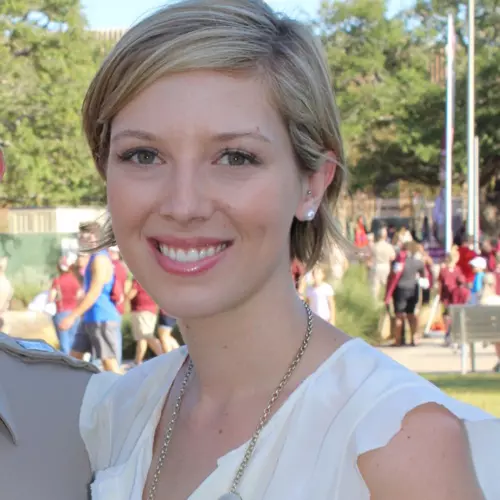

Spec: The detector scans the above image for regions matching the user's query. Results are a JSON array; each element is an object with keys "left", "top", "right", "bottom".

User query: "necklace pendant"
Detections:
[{"left": 218, "top": 493, "right": 242, "bottom": 500}]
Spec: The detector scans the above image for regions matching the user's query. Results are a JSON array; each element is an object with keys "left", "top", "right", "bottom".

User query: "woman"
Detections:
[
  {"left": 79, "top": 1, "right": 499, "bottom": 499},
  {"left": 354, "top": 215, "right": 368, "bottom": 248},
  {"left": 390, "top": 242, "right": 424, "bottom": 346},
  {"left": 127, "top": 277, "right": 162, "bottom": 366},
  {"left": 438, "top": 248, "right": 463, "bottom": 344},
  {"left": 415, "top": 243, "right": 434, "bottom": 306},
  {"left": 49, "top": 255, "right": 82, "bottom": 354},
  {"left": 157, "top": 309, "right": 180, "bottom": 353}
]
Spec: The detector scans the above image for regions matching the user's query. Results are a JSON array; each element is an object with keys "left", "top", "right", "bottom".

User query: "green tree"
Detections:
[
  {"left": 319, "top": 0, "right": 500, "bottom": 233},
  {"left": 0, "top": 0, "right": 105, "bottom": 207},
  {"left": 319, "top": 0, "right": 439, "bottom": 192},
  {"left": 399, "top": 0, "right": 500, "bottom": 233}
]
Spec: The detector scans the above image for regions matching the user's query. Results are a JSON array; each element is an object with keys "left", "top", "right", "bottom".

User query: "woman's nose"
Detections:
[{"left": 157, "top": 164, "right": 214, "bottom": 224}]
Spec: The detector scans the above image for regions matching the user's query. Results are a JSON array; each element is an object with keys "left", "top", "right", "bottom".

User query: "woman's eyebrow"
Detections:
[
  {"left": 212, "top": 131, "right": 271, "bottom": 144},
  {"left": 110, "top": 129, "right": 272, "bottom": 144},
  {"left": 111, "top": 129, "right": 158, "bottom": 143}
]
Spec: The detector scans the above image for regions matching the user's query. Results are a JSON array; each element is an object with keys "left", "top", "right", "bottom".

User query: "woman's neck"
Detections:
[{"left": 178, "top": 272, "right": 310, "bottom": 400}]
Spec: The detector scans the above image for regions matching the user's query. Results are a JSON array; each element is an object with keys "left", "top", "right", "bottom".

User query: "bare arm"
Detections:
[
  {"left": 71, "top": 255, "right": 111, "bottom": 317},
  {"left": 389, "top": 246, "right": 396, "bottom": 262},
  {"left": 358, "top": 403, "right": 485, "bottom": 500},
  {"left": 127, "top": 287, "right": 138, "bottom": 302},
  {"left": 48, "top": 286, "right": 57, "bottom": 304}
]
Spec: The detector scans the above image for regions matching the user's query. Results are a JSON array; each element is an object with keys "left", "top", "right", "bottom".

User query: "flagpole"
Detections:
[
  {"left": 467, "top": 0, "right": 475, "bottom": 242},
  {"left": 474, "top": 136, "right": 480, "bottom": 249},
  {"left": 444, "top": 13, "right": 454, "bottom": 253}
]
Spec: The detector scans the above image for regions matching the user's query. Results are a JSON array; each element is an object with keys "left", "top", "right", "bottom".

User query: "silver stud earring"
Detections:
[
  {"left": 306, "top": 189, "right": 312, "bottom": 196},
  {"left": 305, "top": 209, "right": 316, "bottom": 221}
]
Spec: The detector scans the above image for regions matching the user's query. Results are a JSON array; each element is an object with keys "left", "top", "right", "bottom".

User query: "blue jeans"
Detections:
[{"left": 53, "top": 311, "right": 80, "bottom": 355}]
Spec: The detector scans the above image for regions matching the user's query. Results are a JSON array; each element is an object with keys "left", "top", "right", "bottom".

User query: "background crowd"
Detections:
[{"left": 1, "top": 215, "right": 499, "bottom": 374}]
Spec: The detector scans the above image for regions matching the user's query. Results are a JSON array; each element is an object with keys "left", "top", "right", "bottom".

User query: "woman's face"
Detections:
[{"left": 106, "top": 71, "right": 324, "bottom": 319}]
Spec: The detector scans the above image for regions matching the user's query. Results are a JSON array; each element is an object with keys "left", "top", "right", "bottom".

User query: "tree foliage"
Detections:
[
  {"left": 319, "top": 0, "right": 500, "bottom": 232},
  {"left": 0, "top": 0, "right": 498, "bottom": 235},
  {"left": 0, "top": 0, "right": 105, "bottom": 207}
]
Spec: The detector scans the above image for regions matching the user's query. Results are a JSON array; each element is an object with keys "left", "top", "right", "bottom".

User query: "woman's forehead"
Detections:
[{"left": 110, "top": 71, "right": 283, "bottom": 140}]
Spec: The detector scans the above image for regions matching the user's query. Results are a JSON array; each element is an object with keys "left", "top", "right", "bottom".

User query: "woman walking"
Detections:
[{"left": 49, "top": 255, "right": 82, "bottom": 354}]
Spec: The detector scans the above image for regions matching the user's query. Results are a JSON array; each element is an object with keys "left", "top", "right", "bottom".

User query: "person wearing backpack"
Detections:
[{"left": 59, "top": 222, "right": 122, "bottom": 373}]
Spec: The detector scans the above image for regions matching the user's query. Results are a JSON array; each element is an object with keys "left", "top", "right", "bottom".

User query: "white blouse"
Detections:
[{"left": 80, "top": 338, "right": 500, "bottom": 499}]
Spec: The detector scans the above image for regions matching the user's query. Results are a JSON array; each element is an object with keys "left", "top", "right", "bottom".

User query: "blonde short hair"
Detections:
[{"left": 82, "top": 0, "right": 347, "bottom": 268}]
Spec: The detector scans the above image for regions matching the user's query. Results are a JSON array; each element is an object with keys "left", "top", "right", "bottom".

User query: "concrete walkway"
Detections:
[{"left": 379, "top": 335, "right": 498, "bottom": 374}]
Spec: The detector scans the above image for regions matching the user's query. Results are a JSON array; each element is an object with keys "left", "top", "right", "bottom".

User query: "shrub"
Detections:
[
  {"left": 10, "top": 279, "right": 47, "bottom": 310},
  {"left": 9, "top": 267, "right": 51, "bottom": 310},
  {"left": 333, "top": 264, "right": 383, "bottom": 344}
]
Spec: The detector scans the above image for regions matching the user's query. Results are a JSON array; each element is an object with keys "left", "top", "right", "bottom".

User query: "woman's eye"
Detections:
[
  {"left": 118, "top": 149, "right": 161, "bottom": 165},
  {"left": 218, "top": 150, "right": 258, "bottom": 167}
]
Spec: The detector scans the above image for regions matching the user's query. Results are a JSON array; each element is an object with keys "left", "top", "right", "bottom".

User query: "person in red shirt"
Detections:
[
  {"left": 438, "top": 249, "right": 463, "bottom": 345},
  {"left": 451, "top": 275, "right": 471, "bottom": 305},
  {"left": 127, "top": 278, "right": 162, "bottom": 366},
  {"left": 354, "top": 215, "right": 368, "bottom": 248},
  {"left": 438, "top": 250, "right": 463, "bottom": 307},
  {"left": 456, "top": 237, "right": 477, "bottom": 284},
  {"left": 48, "top": 255, "right": 83, "bottom": 354}
]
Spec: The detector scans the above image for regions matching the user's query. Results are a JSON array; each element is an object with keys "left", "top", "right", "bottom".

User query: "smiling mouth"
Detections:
[{"left": 155, "top": 242, "right": 231, "bottom": 263}]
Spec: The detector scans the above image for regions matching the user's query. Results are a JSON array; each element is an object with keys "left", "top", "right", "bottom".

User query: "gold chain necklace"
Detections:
[{"left": 147, "top": 302, "right": 314, "bottom": 500}]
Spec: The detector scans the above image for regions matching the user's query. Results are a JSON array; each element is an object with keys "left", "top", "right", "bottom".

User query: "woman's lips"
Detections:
[{"left": 149, "top": 238, "right": 232, "bottom": 276}]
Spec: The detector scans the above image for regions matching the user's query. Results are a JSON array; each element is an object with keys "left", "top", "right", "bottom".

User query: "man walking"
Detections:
[{"left": 60, "top": 222, "right": 122, "bottom": 373}]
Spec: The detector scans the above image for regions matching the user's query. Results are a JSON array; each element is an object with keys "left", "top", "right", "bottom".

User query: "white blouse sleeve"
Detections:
[
  {"left": 353, "top": 382, "right": 500, "bottom": 499},
  {"left": 79, "top": 371, "right": 122, "bottom": 472}
]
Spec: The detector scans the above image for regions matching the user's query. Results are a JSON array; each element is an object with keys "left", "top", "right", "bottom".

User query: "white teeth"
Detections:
[
  {"left": 176, "top": 249, "right": 187, "bottom": 262},
  {"left": 158, "top": 243, "right": 227, "bottom": 262},
  {"left": 186, "top": 249, "right": 199, "bottom": 262}
]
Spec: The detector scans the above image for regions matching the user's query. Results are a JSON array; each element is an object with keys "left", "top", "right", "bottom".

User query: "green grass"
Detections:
[{"left": 424, "top": 373, "right": 500, "bottom": 417}]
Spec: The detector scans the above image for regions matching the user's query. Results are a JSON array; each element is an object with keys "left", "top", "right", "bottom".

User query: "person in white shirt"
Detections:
[{"left": 306, "top": 267, "right": 335, "bottom": 324}]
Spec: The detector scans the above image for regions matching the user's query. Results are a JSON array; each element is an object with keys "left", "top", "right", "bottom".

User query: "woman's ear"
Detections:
[{"left": 295, "top": 151, "right": 337, "bottom": 221}]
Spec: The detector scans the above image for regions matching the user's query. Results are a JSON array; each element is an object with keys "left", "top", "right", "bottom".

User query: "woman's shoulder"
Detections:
[
  {"left": 318, "top": 339, "right": 500, "bottom": 497},
  {"left": 308, "top": 338, "right": 495, "bottom": 450},
  {"left": 79, "top": 347, "right": 187, "bottom": 471}
]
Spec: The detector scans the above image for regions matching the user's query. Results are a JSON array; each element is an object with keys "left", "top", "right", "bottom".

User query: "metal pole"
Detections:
[
  {"left": 474, "top": 136, "right": 480, "bottom": 250},
  {"left": 467, "top": 0, "right": 476, "bottom": 240},
  {"left": 445, "top": 14, "right": 454, "bottom": 253}
]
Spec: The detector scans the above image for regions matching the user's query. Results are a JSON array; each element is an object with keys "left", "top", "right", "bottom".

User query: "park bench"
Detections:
[{"left": 449, "top": 304, "right": 500, "bottom": 374}]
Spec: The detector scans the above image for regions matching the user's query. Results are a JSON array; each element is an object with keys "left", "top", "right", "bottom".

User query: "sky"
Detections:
[{"left": 82, "top": 0, "right": 413, "bottom": 30}]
